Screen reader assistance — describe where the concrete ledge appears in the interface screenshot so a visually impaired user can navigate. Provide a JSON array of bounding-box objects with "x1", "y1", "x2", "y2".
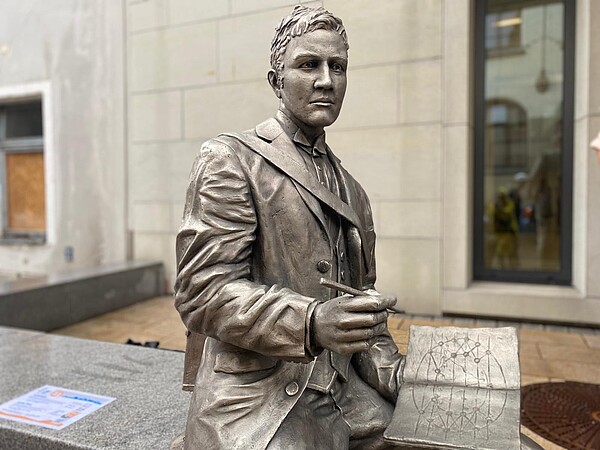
[
  {"x1": 0, "y1": 327, "x2": 189, "y2": 450},
  {"x1": 0, "y1": 261, "x2": 164, "y2": 331},
  {"x1": 443, "y1": 282, "x2": 600, "y2": 326}
]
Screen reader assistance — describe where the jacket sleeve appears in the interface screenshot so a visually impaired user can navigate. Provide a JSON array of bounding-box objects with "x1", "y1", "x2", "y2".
[
  {"x1": 174, "y1": 138, "x2": 314, "y2": 363},
  {"x1": 353, "y1": 333, "x2": 405, "y2": 403}
]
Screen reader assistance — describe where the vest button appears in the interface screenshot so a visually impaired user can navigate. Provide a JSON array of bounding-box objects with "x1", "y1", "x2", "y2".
[
  {"x1": 316, "y1": 260, "x2": 331, "y2": 273},
  {"x1": 285, "y1": 381, "x2": 299, "y2": 396}
]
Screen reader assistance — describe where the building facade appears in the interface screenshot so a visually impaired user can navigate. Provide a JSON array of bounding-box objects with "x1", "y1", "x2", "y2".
[
  {"x1": 0, "y1": 0, "x2": 126, "y2": 276},
  {"x1": 1, "y1": 0, "x2": 599, "y2": 325}
]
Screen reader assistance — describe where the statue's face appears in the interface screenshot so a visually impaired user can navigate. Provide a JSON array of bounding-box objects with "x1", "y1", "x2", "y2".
[{"x1": 275, "y1": 29, "x2": 347, "y2": 136}]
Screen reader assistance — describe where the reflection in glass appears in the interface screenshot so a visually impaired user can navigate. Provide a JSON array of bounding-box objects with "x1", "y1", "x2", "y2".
[
  {"x1": 482, "y1": 0, "x2": 564, "y2": 272},
  {"x1": 5, "y1": 101, "x2": 43, "y2": 138}
]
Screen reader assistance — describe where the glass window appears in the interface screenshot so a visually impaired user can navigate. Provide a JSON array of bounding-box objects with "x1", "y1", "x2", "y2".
[
  {"x1": 474, "y1": 0, "x2": 574, "y2": 284},
  {"x1": 5, "y1": 102, "x2": 43, "y2": 138},
  {"x1": 0, "y1": 100, "x2": 45, "y2": 243}
]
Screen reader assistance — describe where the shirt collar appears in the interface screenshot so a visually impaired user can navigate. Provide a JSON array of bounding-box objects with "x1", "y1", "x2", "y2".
[{"x1": 275, "y1": 110, "x2": 327, "y2": 156}]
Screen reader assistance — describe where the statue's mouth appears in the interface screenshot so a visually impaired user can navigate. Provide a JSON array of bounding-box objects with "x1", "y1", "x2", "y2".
[{"x1": 310, "y1": 99, "x2": 334, "y2": 106}]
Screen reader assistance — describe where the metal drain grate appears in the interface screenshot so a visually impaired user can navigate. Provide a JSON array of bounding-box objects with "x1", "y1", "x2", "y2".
[{"x1": 521, "y1": 382, "x2": 600, "y2": 450}]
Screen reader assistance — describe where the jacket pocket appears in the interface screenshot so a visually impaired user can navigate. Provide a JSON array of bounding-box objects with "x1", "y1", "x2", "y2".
[{"x1": 214, "y1": 350, "x2": 278, "y2": 374}]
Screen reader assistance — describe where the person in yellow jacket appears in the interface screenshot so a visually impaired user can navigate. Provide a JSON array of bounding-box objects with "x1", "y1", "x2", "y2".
[{"x1": 491, "y1": 187, "x2": 519, "y2": 268}]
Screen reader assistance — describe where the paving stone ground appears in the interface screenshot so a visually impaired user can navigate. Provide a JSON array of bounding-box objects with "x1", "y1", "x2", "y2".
[{"x1": 52, "y1": 296, "x2": 600, "y2": 450}]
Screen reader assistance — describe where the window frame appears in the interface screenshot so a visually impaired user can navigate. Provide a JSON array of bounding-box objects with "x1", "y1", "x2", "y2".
[
  {"x1": 473, "y1": 0, "x2": 575, "y2": 285},
  {"x1": 0, "y1": 100, "x2": 46, "y2": 244}
]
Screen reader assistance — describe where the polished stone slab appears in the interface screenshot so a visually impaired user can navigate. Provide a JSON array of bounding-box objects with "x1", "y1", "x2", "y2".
[
  {"x1": 0, "y1": 327, "x2": 188, "y2": 450},
  {"x1": 0, "y1": 261, "x2": 164, "y2": 331}
]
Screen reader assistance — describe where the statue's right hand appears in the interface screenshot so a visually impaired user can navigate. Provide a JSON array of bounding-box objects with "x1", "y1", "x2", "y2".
[{"x1": 312, "y1": 294, "x2": 396, "y2": 355}]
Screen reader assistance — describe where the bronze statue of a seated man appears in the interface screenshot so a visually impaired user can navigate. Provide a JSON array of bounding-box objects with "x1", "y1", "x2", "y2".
[{"x1": 174, "y1": 6, "x2": 542, "y2": 450}]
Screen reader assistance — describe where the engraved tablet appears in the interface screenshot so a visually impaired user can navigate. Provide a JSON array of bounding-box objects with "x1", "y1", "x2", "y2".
[{"x1": 384, "y1": 326, "x2": 522, "y2": 450}]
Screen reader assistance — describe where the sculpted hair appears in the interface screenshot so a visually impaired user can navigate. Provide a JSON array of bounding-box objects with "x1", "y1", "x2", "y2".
[{"x1": 270, "y1": 5, "x2": 348, "y2": 88}]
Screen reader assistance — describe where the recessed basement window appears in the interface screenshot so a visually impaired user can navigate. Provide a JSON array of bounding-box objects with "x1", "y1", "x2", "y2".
[{"x1": 0, "y1": 100, "x2": 46, "y2": 244}]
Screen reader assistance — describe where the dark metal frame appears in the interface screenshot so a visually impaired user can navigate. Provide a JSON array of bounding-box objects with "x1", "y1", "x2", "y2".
[
  {"x1": 473, "y1": 0, "x2": 575, "y2": 285},
  {"x1": 0, "y1": 101, "x2": 46, "y2": 245}
]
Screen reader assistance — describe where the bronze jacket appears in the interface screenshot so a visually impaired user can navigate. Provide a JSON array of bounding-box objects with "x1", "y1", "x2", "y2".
[{"x1": 175, "y1": 118, "x2": 403, "y2": 450}]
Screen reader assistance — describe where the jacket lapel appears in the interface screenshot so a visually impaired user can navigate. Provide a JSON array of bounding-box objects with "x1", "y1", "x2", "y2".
[
  {"x1": 220, "y1": 120, "x2": 363, "y2": 229},
  {"x1": 328, "y1": 148, "x2": 368, "y2": 285},
  {"x1": 256, "y1": 121, "x2": 330, "y2": 236},
  {"x1": 219, "y1": 119, "x2": 370, "y2": 273}
]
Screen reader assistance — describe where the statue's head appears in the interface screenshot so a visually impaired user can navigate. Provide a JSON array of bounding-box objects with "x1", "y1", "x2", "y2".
[{"x1": 268, "y1": 6, "x2": 349, "y2": 138}]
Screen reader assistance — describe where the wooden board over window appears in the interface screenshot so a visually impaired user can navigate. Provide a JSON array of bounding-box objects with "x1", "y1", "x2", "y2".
[{"x1": 6, "y1": 152, "x2": 46, "y2": 232}]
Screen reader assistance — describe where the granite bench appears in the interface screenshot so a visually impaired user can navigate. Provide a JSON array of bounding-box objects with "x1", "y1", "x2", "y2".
[{"x1": 0, "y1": 327, "x2": 189, "y2": 449}]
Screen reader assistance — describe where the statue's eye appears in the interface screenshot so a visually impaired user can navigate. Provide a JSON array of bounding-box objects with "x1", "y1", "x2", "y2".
[
  {"x1": 331, "y1": 63, "x2": 345, "y2": 73},
  {"x1": 300, "y1": 61, "x2": 317, "y2": 69}
]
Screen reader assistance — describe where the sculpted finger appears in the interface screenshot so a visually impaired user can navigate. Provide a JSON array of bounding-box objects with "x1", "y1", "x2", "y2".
[
  {"x1": 338, "y1": 323, "x2": 387, "y2": 342},
  {"x1": 372, "y1": 322, "x2": 388, "y2": 336},
  {"x1": 343, "y1": 295, "x2": 395, "y2": 312},
  {"x1": 379, "y1": 295, "x2": 397, "y2": 308},
  {"x1": 337, "y1": 311, "x2": 387, "y2": 329},
  {"x1": 341, "y1": 296, "x2": 379, "y2": 311},
  {"x1": 337, "y1": 328, "x2": 374, "y2": 342},
  {"x1": 372, "y1": 295, "x2": 397, "y2": 310}
]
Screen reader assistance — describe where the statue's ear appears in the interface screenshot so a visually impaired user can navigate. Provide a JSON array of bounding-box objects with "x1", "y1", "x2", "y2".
[{"x1": 267, "y1": 70, "x2": 281, "y2": 98}]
